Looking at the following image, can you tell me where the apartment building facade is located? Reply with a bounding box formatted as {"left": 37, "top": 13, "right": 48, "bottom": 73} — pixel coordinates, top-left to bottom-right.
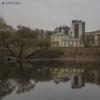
{"left": 51, "top": 20, "right": 85, "bottom": 47}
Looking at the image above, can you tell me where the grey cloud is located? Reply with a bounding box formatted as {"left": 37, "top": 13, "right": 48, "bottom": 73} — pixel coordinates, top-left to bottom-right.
{"left": 0, "top": 0, "right": 100, "bottom": 31}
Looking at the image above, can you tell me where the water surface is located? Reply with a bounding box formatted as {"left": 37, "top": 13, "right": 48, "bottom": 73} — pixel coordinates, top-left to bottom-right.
{"left": 0, "top": 60, "right": 100, "bottom": 100}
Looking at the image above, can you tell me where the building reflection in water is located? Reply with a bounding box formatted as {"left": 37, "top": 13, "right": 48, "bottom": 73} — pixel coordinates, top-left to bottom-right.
{"left": 0, "top": 61, "right": 100, "bottom": 99}
{"left": 50, "top": 67, "right": 85, "bottom": 89}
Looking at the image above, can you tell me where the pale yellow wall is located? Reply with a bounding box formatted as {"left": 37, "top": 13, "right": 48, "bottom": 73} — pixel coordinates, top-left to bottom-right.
{"left": 51, "top": 34, "right": 84, "bottom": 47}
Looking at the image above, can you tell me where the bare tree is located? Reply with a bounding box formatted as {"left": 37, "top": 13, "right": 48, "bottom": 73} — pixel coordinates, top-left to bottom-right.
{"left": 14, "top": 25, "right": 37, "bottom": 58}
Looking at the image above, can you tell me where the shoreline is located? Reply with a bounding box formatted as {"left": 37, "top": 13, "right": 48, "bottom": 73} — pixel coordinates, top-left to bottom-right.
{"left": 27, "top": 58, "right": 100, "bottom": 62}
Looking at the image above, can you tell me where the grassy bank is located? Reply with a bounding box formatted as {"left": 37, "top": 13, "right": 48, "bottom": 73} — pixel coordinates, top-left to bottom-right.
{"left": 26, "top": 47, "right": 100, "bottom": 61}
{"left": 28, "top": 47, "right": 64, "bottom": 59}
{"left": 0, "top": 47, "right": 100, "bottom": 61}
{"left": 59, "top": 47, "right": 100, "bottom": 61}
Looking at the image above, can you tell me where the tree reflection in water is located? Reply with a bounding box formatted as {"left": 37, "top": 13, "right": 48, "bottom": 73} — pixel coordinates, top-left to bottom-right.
{"left": 0, "top": 80, "right": 15, "bottom": 99}
{"left": 0, "top": 60, "right": 100, "bottom": 99}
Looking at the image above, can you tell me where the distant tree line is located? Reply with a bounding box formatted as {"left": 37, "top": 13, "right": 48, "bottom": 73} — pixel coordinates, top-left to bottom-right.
{"left": 0, "top": 16, "right": 63, "bottom": 59}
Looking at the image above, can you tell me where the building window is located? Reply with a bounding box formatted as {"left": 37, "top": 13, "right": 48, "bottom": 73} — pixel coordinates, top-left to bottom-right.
{"left": 53, "top": 41, "right": 59, "bottom": 47}
{"left": 51, "top": 36, "right": 54, "bottom": 40}
{"left": 76, "top": 41, "right": 78, "bottom": 47}
{"left": 74, "top": 23, "right": 79, "bottom": 38}
{"left": 64, "top": 41, "right": 66, "bottom": 47}
{"left": 57, "top": 36, "right": 59, "bottom": 39}
{"left": 56, "top": 41, "right": 59, "bottom": 46}
{"left": 72, "top": 40, "right": 73, "bottom": 46}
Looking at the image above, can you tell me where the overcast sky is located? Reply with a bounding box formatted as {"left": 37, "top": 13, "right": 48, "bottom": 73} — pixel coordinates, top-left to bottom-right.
{"left": 0, "top": 0, "right": 100, "bottom": 31}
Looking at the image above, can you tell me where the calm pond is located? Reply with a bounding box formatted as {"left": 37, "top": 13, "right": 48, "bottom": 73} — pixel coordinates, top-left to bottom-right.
{"left": 0, "top": 60, "right": 100, "bottom": 100}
